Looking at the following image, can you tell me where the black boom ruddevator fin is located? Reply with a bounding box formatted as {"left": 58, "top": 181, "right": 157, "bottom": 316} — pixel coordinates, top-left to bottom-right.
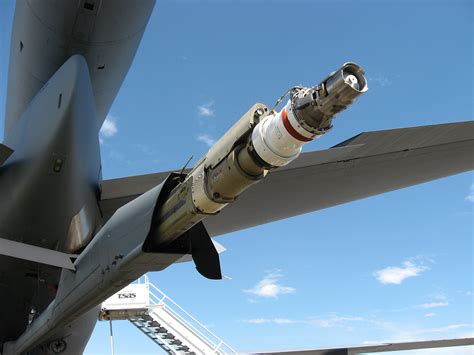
{"left": 153, "top": 222, "right": 222, "bottom": 280}
{"left": 188, "top": 222, "right": 222, "bottom": 280}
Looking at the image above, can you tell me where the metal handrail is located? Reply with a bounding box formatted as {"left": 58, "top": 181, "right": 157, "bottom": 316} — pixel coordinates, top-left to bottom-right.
{"left": 142, "top": 275, "right": 237, "bottom": 353}
{"left": 148, "top": 288, "right": 235, "bottom": 353}
{"left": 146, "top": 281, "right": 219, "bottom": 346}
{"left": 157, "top": 306, "right": 220, "bottom": 351}
{"left": 148, "top": 294, "right": 218, "bottom": 351}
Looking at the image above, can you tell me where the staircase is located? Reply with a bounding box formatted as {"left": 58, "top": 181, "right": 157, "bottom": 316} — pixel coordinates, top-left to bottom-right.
{"left": 100, "top": 276, "right": 237, "bottom": 354}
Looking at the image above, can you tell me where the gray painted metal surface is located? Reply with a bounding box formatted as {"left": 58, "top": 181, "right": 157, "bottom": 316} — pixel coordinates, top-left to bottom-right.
{"left": 0, "top": 53, "right": 102, "bottom": 347}
{"left": 1, "top": 54, "right": 101, "bottom": 251}
{"left": 5, "top": 0, "right": 155, "bottom": 133}
{"left": 0, "top": 238, "right": 76, "bottom": 270}
{"left": 0, "top": 144, "right": 13, "bottom": 166}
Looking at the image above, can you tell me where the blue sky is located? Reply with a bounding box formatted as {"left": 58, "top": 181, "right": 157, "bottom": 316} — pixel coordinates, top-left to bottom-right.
{"left": 0, "top": 0, "right": 473, "bottom": 354}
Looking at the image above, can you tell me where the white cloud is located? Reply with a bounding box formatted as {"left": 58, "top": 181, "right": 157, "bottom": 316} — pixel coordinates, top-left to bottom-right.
{"left": 107, "top": 148, "right": 131, "bottom": 166}
{"left": 197, "top": 134, "right": 216, "bottom": 147}
{"left": 374, "top": 259, "right": 428, "bottom": 285}
{"left": 134, "top": 143, "right": 154, "bottom": 156}
{"left": 310, "top": 315, "right": 367, "bottom": 329}
{"left": 244, "top": 271, "right": 295, "bottom": 299}
{"left": 419, "top": 302, "right": 449, "bottom": 309}
{"left": 241, "top": 314, "right": 388, "bottom": 332}
{"left": 425, "top": 312, "right": 436, "bottom": 317}
{"left": 365, "top": 323, "right": 473, "bottom": 343}
{"left": 416, "top": 324, "right": 473, "bottom": 335}
{"left": 242, "top": 318, "right": 269, "bottom": 324}
{"left": 197, "top": 101, "right": 215, "bottom": 117}
{"left": 241, "top": 313, "right": 474, "bottom": 351}
{"left": 465, "top": 183, "right": 474, "bottom": 202}
{"left": 273, "top": 318, "right": 296, "bottom": 324}
{"left": 368, "top": 74, "right": 392, "bottom": 87}
{"left": 241, "top": 318, "right": 297, "bottom": 325}
{"left": 100, "top": 115, "right": 118, "bottom": 142}
{"left": 416, "top": 292, "right": 449, "bottom": 309}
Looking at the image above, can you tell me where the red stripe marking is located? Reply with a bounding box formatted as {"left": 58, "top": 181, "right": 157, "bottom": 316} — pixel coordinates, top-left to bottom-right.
{"left": 281, "top": 109, "right": 312, "bottom": 142}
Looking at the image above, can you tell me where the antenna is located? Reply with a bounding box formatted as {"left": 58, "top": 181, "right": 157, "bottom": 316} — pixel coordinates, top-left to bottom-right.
{"left": 179, "top": 155, "right": 194, "bottom": 181}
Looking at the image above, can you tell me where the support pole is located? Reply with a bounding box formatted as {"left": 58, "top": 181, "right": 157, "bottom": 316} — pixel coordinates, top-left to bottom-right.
{"left": 109, "top": 319, "right": 115, "bottom": 355}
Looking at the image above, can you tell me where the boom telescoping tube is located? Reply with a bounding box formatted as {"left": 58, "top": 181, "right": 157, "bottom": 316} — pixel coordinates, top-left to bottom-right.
{"left": 148, "top": 63, "right": 368, "bottom": 248}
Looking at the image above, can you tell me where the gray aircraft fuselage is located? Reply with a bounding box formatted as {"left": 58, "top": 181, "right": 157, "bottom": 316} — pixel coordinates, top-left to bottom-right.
{"left": 1, "top": 0, "right": 155, "bottom": 352}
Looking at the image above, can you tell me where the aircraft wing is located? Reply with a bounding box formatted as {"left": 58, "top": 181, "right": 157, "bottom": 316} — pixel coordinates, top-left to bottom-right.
{"left": 99, "top": 121, "right": 474, "bottom": 237}
{"left": 253, "top": 337, "right": 474, "bottom": 354}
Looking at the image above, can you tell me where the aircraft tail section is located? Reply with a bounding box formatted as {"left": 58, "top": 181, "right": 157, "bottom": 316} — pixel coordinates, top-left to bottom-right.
{"left": 5, "top": 0, "right": 156, "bottom": 134}
{"left": 0, "top": 54, "right": 102, "bottom": 253}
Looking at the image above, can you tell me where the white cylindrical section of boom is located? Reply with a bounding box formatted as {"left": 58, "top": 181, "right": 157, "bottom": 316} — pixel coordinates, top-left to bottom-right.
{"left": 251, "top": 100, "right": 317, "bottom": 167}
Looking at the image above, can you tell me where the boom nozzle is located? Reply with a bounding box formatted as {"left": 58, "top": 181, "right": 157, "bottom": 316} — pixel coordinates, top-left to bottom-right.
{"left": 290, "top": 62, "right": 368, "bottom": 135}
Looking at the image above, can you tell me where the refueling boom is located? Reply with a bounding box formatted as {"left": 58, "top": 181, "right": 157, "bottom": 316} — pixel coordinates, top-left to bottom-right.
{"left": 146, "top": 63, "right": 368, "bottom": 251}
